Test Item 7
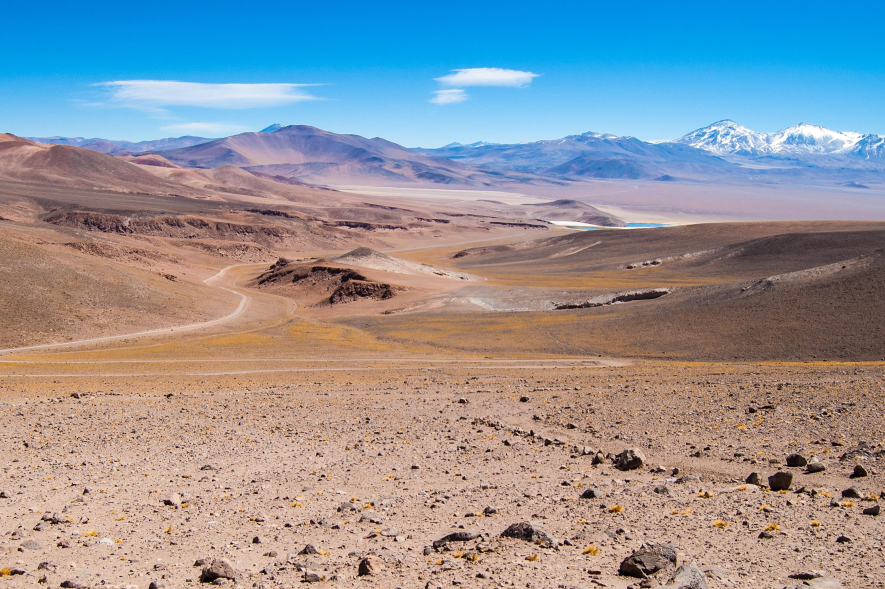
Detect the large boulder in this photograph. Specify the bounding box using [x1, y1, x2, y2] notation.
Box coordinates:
[619, 542, 678, 578]
[615, 448, 647, 471]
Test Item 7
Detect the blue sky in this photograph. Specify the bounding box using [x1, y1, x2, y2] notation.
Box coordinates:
[3, 0, 883, 146]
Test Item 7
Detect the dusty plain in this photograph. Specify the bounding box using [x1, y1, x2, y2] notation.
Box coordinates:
[0, 139, 884, 589]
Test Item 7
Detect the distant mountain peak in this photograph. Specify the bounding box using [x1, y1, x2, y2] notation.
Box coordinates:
[260, 124, 284, 133]
[673, 120, 866, 157]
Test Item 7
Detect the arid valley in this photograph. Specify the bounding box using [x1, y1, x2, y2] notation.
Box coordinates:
[0, 119, 883, 589]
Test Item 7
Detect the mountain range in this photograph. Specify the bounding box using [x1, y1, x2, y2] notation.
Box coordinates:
[26, 120, 885, 187]
[672, 120, 884, 159]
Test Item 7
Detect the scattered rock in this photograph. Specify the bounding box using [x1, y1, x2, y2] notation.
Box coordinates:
[433, 531, 481, 549]
[851, 464, 868, 478]
[580, 488, 602, 499]
[746, 472, 762, 486]
[337, 501, 362, 513]
[862, 504, 880, 516]
[835, 535, 852, 544]
[768, 472, 793, 491]
[841, 487, 862, 499]
[615, 448, 646, 471]
[149, 581, 166, 589]
[501, 522, 557, 547]
[162, 493, 182, 507]
[619, 542, 678, 578]
[60, 581, 89, 589]
[358, 556, 381, 576]
[200, 559, 239, 582]
[664, 561, 708, 588]
[19, 539, 42, 551]
[302, 570, 324, 583]
[806, 458, 826, 474]
[786, 454, 808, 467]
[299, 544, 320, 555]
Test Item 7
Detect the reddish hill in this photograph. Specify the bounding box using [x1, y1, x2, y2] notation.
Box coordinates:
[0, 134, 201, 195]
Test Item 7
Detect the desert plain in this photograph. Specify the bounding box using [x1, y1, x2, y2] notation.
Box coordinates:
[0, 132, 884, 589]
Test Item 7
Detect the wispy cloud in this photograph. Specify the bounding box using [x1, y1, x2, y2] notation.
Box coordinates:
[429, 89, 468, 105]
[435, 68, 540, 88]
[97, 80, 321, 110]
[160, 122, 249, 135]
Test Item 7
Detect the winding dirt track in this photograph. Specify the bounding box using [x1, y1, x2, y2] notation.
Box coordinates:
[0, 264, 252, 356]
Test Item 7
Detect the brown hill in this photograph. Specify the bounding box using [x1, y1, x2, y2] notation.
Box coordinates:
[345, 222, 885, 361]
[154, 125, 556, 186]
[0, 134, 202, 195]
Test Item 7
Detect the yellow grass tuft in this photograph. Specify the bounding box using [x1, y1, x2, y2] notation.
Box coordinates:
[712, 519, 729, 529]
[608, 504, 623, 513]
[811, 520, 821, 527]
[583, 545, 600, 556]
[525, 554, 539, 562]
[764, 523, 780, 532]
[698, 491, 715, 498]
[842, 501, 855, 508]
[84, 530, 98, 537]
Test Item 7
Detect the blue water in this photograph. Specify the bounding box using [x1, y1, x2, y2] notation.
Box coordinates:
[576, 222, 669, 231]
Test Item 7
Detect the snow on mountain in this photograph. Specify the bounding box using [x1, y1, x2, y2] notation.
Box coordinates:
[767, 123, 862, 154]
[674, 120, 868, 157]
[849, 134, 885, 160]
[675, 120, 769, 156]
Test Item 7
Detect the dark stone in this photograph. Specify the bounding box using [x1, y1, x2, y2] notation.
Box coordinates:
[851, 464, 868, 478]
[841, 487, 862, 499]
[433, 531, 481, 549]
[786, 454, 808, 467]
[745, 472, 762, 486]
[358, 556, 381, 576]
[615, 448, 646, 471]
[501, 522, 556, 547]
[619, 542, 678, 578]
[768, 472, 793, 491]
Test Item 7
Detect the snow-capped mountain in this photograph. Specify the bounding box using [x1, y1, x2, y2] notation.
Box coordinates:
[851, 134, 885, 160]
[673, 120, 870, 157]
[674, 120, 769, 156]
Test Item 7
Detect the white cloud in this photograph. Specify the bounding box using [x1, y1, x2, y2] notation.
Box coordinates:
[97, 80, 320, 109]
[160, 122, 249, 134]
[430, 89, 469, 105]
[435, 68, 539, 88]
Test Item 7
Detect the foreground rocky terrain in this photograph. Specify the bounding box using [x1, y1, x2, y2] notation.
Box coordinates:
[0, 361, 881, 589]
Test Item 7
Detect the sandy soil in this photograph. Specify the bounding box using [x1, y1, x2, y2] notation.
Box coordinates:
[0, 360, 881, 589]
